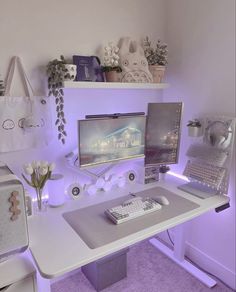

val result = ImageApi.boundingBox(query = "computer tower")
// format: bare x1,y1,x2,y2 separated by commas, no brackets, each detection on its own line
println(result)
0,162,29,261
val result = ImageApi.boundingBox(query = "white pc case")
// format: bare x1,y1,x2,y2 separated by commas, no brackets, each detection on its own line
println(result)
0,162,29,261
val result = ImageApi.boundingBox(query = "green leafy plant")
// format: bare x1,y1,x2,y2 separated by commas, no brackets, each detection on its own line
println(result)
0,79,4,96
102,66,122,73
159,165,170,174
187,119,202,128
46,55,70,144
143,37,168,66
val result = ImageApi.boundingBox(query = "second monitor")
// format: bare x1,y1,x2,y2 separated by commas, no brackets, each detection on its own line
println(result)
145,102,183,166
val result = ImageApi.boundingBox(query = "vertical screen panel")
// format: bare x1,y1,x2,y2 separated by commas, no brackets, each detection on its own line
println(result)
145,103,183,166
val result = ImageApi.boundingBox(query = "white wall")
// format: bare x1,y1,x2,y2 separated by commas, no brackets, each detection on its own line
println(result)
164,0,235,288
0,0,166,184
0,0,166,94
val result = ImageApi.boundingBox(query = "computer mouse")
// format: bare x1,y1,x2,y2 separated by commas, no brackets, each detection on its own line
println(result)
153,195,170,206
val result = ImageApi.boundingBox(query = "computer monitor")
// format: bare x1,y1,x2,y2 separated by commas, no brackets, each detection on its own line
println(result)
78,115,146,168
145,102,183,166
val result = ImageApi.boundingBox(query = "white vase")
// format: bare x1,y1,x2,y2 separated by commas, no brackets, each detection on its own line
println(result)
64,64,77,81
188,126,203,137
48,174,65,207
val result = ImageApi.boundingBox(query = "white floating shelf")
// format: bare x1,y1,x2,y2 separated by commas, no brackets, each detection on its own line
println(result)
63,81,169,90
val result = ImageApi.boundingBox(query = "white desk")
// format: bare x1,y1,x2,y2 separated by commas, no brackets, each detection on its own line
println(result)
28,177,229,292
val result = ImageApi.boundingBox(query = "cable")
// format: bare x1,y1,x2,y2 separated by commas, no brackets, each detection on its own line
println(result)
185,256,234,291
167,229,174,246
165,230,235,291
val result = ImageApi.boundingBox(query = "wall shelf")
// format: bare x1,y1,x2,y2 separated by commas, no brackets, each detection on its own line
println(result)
63,81,169,90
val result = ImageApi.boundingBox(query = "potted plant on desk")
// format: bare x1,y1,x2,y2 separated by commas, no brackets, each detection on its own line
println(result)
187,119,203,137
102,42,122,82
46,55,76,144
143,37,168,83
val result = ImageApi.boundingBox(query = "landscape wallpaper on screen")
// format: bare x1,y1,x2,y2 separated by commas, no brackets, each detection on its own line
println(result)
79,116,146,167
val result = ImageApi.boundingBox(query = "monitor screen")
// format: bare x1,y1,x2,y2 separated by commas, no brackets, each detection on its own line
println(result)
145,102,183,166
78,116,146,168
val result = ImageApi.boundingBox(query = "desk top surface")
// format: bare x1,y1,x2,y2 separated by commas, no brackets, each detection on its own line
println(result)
28,176,229,279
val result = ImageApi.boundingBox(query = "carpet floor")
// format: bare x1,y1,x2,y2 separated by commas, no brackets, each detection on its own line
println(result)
51,240,234,292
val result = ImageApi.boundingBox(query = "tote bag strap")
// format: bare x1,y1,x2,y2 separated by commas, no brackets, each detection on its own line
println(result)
5,56,35,100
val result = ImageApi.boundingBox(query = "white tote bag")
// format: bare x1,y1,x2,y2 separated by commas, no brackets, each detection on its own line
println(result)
118,37,153,83
0,56,52,152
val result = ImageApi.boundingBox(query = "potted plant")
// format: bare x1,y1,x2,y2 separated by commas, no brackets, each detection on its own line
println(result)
159,165,170,181
102,42,122,82
0,79,4,96
143,37,168,83
187,119,203,137
46,55,76,144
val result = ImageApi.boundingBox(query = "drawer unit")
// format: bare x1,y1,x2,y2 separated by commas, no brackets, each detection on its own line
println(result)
0,254,36,292
0,276,36,292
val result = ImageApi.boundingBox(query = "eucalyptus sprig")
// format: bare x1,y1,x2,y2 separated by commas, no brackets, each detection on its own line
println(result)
46,55,68,144
143,37,168,66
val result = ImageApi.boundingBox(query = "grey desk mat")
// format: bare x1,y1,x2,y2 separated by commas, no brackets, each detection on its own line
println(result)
63,187,200,249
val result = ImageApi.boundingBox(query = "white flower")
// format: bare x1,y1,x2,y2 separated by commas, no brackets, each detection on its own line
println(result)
38,166,48,176
103,42,120,68
40,160,48,168
31,160,40,169
49,162,56,172
23,164,34,175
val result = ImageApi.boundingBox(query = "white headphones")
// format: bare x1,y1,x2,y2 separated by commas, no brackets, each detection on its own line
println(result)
204,120,233,149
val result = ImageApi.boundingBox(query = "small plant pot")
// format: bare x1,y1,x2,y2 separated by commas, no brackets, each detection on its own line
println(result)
188,126,203,137
149,65,166,83
64,64,77,81
105,71,121,82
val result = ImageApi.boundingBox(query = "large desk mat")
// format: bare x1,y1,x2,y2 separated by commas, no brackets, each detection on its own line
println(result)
63,187,200,249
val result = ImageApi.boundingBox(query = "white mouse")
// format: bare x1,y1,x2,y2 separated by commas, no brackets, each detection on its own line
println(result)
153,195,170,206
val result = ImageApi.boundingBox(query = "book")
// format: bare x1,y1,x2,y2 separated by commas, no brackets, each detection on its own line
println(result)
73,55,105,82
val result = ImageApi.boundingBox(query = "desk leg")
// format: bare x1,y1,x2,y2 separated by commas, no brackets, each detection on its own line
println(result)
36,272,51,292
149,224,217,288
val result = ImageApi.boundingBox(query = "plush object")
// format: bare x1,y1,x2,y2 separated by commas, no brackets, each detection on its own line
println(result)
118,37,153,83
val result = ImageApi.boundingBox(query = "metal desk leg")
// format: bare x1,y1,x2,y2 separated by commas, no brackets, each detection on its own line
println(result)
149,224,217,288
36,271,51,292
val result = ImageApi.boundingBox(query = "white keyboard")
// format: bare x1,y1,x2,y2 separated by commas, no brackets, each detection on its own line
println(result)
105,197,162,224
186,143,228,167
183,160,226,189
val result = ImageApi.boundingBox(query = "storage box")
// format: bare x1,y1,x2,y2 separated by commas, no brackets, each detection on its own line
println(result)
82,248,129,291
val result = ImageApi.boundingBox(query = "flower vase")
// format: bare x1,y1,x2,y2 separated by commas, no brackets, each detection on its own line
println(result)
105,71,121,82
35,188,47,213
188,126,203,137
64,64,77,81
149,65,166,83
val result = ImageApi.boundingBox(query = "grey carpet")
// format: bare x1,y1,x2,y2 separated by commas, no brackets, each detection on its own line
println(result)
51,240,233,292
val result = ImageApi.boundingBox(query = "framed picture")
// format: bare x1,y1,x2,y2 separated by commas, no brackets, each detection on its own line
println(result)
73,55,105,82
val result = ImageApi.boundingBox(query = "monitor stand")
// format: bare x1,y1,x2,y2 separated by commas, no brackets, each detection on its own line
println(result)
178,182,218,199
82,163,116,180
